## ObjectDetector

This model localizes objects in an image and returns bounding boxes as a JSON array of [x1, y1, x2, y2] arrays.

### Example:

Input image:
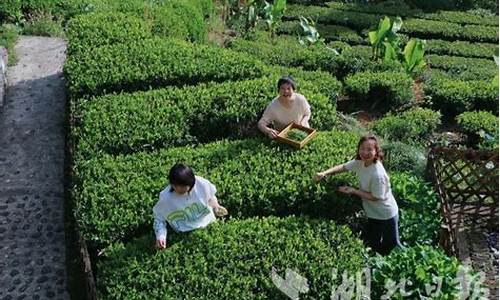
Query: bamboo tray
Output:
[[275, 123, 317, 149]]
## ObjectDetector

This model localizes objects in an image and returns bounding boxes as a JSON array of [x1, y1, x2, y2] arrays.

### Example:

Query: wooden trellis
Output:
[[428, 147, 499, 257]]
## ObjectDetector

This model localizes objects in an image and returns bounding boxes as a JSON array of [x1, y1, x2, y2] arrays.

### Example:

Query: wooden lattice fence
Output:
[[428, 147, 499, 257]]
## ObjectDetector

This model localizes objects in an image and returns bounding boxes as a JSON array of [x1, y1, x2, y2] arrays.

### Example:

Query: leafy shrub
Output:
[[22, 11, 65, 37], [151, 1, 207, 43], [0, 24, 19, 66], [64, 38, 268, 99], [371, 245, 482, 299], [426, 39, 498, 59], [74, 75, 339, 157], [326, 1, 498, 26], [73, 130, 361, 246], [391, 173, 441, 247], [277, 21, 366, 45], [424, 75, 499, 115], [0, 0, 22, 23], [66, 12, 152, 56], [427, 54, 497, 80], [372, 107, 441, 144], [401, 18, 498, 43], [97, 216, 367, 299], [284, 4, 498, 43], [343, 71, 414, 109], [457, 110, 499, 136], [457, 111, 499, 149], [460, 0, 499, 13], [382, 142, 427, 176], [229, 32, 348, 76], [279, 20, 498, 60]]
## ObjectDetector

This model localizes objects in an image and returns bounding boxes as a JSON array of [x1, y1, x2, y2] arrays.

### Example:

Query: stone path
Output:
[[0, 36, 69, 300]]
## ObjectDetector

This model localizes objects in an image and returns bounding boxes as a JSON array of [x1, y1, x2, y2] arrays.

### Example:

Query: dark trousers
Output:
[[365, 214, 402, 256]]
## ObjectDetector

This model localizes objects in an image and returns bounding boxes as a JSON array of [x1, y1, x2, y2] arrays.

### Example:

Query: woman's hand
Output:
[[313, 172, 326, 182], [338, 186, 356, 195], [267, 128, 279, 139], [155, 239, 167, 250], [214, 205, 228, 217]]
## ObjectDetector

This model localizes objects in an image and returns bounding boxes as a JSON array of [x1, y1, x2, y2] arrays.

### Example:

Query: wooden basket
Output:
[[275, 123, 317, 149]]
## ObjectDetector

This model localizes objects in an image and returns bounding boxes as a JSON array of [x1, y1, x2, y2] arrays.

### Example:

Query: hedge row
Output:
[[277, 21, 367, 45], [457, 110, 499, 137], [456, 111, 499, 149], [278, 20, 498, 59], [325, 2, 498, 26], [424, 75, 499, 115], [343, 71, 414, 109], [0, 0, 213, 23], [74, 74, 341, 157], [97, 217, 366, 300], [229, 32, 349, 76], [231, 32, 403, 78], [64, 38, 268, 99], [427, 54, 497, 80], [97, 220, 456, 299], [285, 5, 499, 43], [425, 39, 498, 59], [74, 130, 361, 246], [371, 108, 441, 144], [65, 1, 214, 56], [400, 18, 498, 43], [66, 12, 152, 56], [75, 131, 442, 248]]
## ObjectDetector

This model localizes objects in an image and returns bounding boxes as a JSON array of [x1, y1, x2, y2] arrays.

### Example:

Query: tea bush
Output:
[[343, 71, 414, 109], [457, 110, 499, 148], [425, 40, 498, 59], [74, 130, 361, 246], [0, 0, 21, 23], [424, 75, 498, 115], [427, 54, 497, 80], [278, 20, 497, 60], [64, 38, 268, 99], [457, 110, 499, 136], [382, 142, 427, 176], [325, 2, 498, 26], [284, 5, 498, 43], [66, 12, 152, 56], [371, 107, 441, 144], [97, 216, 366, 300], [74, 74, 340, 157], [229, 32, 347, 76]]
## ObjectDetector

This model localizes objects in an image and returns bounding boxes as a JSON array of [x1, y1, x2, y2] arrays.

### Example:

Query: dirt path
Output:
[[0, 36, 69, 299]]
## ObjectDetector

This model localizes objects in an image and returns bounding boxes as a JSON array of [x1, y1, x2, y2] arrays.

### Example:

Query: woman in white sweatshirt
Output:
[[152, 163, 227, 250], [258, 76, 311, 139]]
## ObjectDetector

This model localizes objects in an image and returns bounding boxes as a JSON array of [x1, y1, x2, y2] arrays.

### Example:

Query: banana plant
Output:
[[264, 0, 287, 39], [368, 16, 402, 62], [298, 16, 322, 46], [403, 38, 426, 75]]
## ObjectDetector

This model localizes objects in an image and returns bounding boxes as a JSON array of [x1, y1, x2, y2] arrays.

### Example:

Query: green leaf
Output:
[[391, 16, 403, 33]]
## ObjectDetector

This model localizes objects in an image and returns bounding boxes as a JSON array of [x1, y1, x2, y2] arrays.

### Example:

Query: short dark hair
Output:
[[355, 134, 384, 162], [168, 163, 195, 192], [277, 76, 296, 90]]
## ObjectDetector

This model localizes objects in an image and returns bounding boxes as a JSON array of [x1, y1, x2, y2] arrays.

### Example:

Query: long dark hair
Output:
[[355, 135, 384, 162], [168, 163, 195, 192]]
